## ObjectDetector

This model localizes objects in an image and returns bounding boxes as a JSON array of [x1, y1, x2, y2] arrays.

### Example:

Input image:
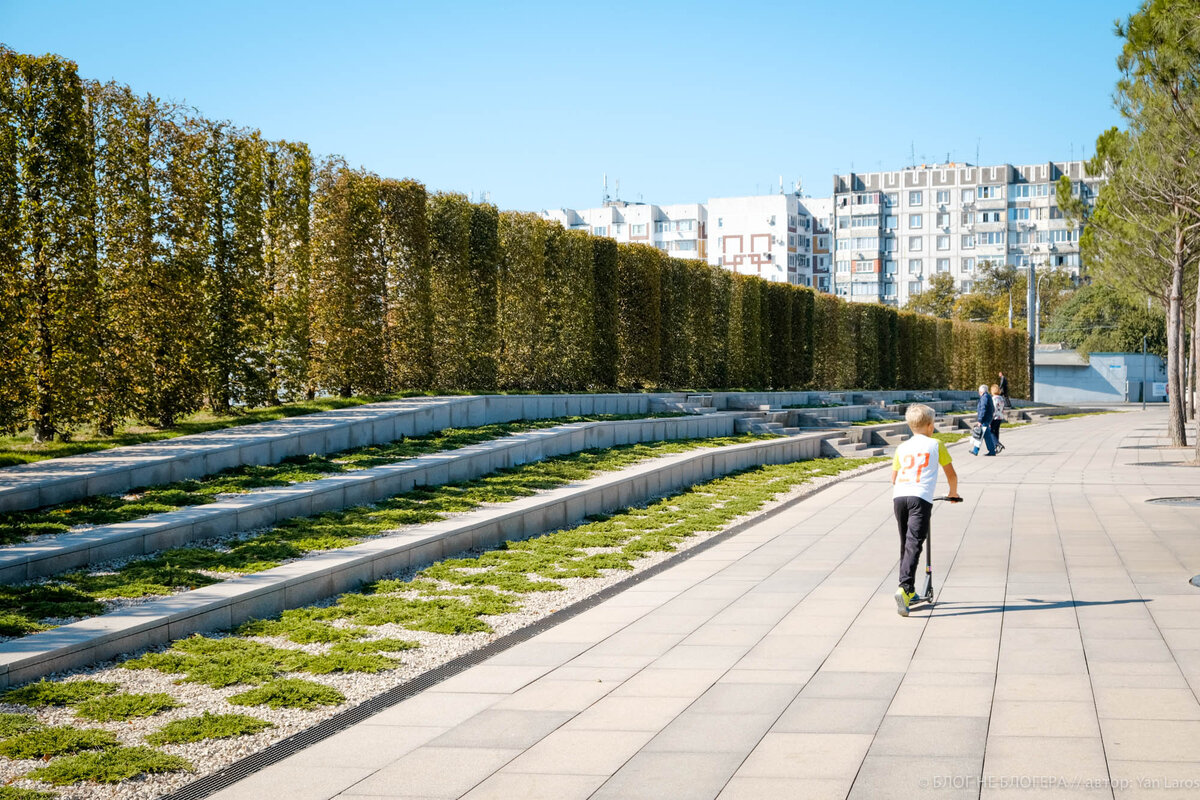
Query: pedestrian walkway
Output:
[[208, 408, 1200, 800]]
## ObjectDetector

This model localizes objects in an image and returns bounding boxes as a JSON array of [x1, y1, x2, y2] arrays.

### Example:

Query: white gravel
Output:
[[0, 457, 888, 799]]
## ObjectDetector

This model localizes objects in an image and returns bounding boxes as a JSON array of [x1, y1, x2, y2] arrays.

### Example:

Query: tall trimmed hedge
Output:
[[0, 44, 1029, 438]]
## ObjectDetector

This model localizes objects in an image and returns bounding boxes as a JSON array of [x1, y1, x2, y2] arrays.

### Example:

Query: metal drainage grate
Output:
[[1147, 496, 1200, 507]]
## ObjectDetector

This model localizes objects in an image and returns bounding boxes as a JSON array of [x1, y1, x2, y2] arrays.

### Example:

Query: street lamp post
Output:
[[1027, 262, 1036, 401]]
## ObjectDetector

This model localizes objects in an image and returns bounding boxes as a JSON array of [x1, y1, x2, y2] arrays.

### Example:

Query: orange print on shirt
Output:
[[897, 452, 930, 484]]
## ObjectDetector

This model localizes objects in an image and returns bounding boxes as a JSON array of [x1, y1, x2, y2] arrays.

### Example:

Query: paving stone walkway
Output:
[[208, 408, 1200, 800]]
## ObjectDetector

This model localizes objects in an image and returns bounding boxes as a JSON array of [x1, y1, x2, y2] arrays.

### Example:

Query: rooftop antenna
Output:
[[910, 141, 915, 168], [603, 173, 609, 206], [779, 175, 783, 194], [615, 178, 620, 201], [975, 138, 980, 165]]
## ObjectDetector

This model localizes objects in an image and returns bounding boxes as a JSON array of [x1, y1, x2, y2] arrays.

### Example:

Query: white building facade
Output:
[[542, 193, 822, 288], [541, 201, 707, 260], [831, 161, 1101, 307]]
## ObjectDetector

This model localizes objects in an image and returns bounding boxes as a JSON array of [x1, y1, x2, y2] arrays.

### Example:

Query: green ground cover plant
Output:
[[782, 402, 843, 409], [0, 433, 766, 637], [0, 413, 682, 545], [931, 431, 969, 444], [24, 745, 192, 785], [3, 681, 118, 708], [0, 714, 41, 738], [226, 679, 346, 710], [144, 712, 273, 745], [0, 787, 57, 800], [73, 692, 180, 722], [0, 726, 118, 759]]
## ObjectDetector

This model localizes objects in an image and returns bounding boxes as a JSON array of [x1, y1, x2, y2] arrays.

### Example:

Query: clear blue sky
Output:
[[1, 0, 1134, 211]]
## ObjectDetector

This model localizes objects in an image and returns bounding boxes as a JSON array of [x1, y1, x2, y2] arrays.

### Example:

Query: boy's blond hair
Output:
[[905, 403, 935, 429]]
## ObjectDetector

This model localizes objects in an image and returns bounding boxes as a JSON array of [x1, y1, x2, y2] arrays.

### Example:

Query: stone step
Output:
[[0, 414, 742, 585], [0, 431, 841, 690]]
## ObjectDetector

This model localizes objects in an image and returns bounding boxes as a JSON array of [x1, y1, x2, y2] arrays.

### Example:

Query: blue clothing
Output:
[[977, 392, 994, 426]]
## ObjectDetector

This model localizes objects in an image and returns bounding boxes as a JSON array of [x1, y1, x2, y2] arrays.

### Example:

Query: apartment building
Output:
[[542, 201, 707, 260], [706, 194, 815, 285], [830, 160, 1102, 307], [803, 196, 833, 293], [543, 194, 821, 287]]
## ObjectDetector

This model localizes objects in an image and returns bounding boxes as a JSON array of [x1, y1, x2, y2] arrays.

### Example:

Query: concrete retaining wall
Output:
[[0, 431, 841, 688], [0, 415, 739, 585]]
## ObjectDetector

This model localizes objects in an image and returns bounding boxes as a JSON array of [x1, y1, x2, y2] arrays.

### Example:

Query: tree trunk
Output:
[[1195, 260, 1200, 463], [1167, 219, 1187, 446], [1189, 323, 1197, 421]]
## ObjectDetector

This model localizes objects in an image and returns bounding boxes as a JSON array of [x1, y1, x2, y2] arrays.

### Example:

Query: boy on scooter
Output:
[[892, 404, 959, 617]]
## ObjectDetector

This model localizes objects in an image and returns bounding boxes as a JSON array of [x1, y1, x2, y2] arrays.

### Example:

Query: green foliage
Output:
[[0, 726, 118, 759], [227, 678, 345, 710], [0, 713, 41, 738], [616, 244, 663, 389], [3, 680, 118, 708], [590, 237, 620, 389], [906, 272, 957, 319], [144, 711, 273, 745], [1043, 283, 1166, 357], [25, 745, 191, 785], [0, 787, 57, 800], [73, 692, 180, 722], [496, 212, 551, 390], [429, 193, 486, 390]]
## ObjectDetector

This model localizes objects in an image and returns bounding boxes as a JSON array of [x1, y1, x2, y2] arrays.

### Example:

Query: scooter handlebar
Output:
[[933, 495, 964, 503]]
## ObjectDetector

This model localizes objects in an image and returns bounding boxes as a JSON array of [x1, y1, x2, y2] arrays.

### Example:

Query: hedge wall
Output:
[[0, 45, 1028, 437]]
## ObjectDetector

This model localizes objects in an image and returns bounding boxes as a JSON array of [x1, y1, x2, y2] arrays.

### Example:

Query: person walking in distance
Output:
[[998, 371, 1009, 404], [973, 384, 998, 456], [892, 404, 959, 616], [990, 384, 1006, 453]]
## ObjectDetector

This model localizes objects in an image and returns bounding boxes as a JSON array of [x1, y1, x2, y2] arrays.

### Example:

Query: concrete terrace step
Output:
[[0, 394, 656, 515], [0, 430, 846, 689], [0, 414, 744, 585], [820, 437, 885, 459]]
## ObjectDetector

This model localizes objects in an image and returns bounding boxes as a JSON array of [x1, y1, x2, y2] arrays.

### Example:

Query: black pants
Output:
[[894, 496, 931, 593], [990, 418, 1002, 444]]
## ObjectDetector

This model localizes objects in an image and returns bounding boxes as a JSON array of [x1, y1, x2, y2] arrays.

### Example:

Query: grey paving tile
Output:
[[847, 755, 981, 799], [208, 766, 374, 800], [500, 728, 655, 776], [347, 746, 521, 798], [590, 751, 746, 800], [642, 711, 777, 753], [426, 709, 573, 750], [870, 715, 989, 757], [458, 772, 606, 800], [773, 696, 893, 734]]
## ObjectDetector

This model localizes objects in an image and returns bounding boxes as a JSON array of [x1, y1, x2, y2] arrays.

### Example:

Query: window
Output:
[[1049, 206, 1064, 219], [960, 280, 973, 292], [978, 231, 1004, 245], [885, 192, 898, 206], [961, 212, 975, 225], [1034, 230, 1049, 243], [937, 258, 950, 272], [836, 238, 849, 250], [852, 215, 879, 228], [678, 220, 694, 231], [908, 190, 923, 205], [1012, 231, 1031, 244], [908, 281, 922, 295], [961, 257, 975, 272], [837, 216, 850, 229], [882, 237, 896, 253], [909, 214, 923, 229], [908, 236, 923, 251], [1032, 183, 1049, 197], [592, 226, 607, 236], [908, 258, 923, 274], [851, 237, 879, 250], [936, 235, 950, 250], [1010, 184, 1030, 199], [884, 215, 898, 230], [854, 193, 878, 205], [884, 260, 897, 274], [961, 188, 975, 203], [961, 234, 975, 249], [936, 212, 950, 227], [1008, 207, 1030, 221], [836, 260, 850, 273], [854, 260, 875, 273], [884, 282, 896, 299], [936, 190, 951, 204], [852, 282, 879, 296], [717, 218, 723, 227], [677, 240, 697, 251], [978, 185, 1002, 199], [1050, 229, 1077, 243], [1010, 254, 1030, 268], [631, 224, 647, 235]]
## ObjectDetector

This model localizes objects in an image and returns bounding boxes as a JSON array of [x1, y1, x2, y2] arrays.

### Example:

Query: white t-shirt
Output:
[[892, 433, 952, 503]]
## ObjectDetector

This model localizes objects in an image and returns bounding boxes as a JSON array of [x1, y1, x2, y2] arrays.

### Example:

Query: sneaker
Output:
[[894, 587, 917, 617]]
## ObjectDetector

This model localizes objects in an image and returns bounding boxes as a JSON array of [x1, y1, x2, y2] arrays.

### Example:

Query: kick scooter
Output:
[[910, 495, 963, 607]]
